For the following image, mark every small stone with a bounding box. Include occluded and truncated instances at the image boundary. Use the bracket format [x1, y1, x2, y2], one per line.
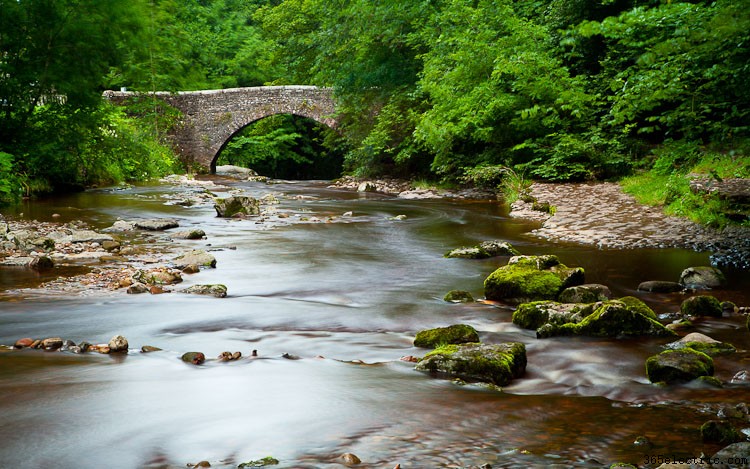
[282, 353, 300, 360]
[96, 345, 111, 354]
[357, 182, 376, 192]
[108, 335, 128, 353]
[41, 337, 63, 350]
[149, 286, 165, 294]
[60, 339, 76, 351]
[731, 370, 750, 383]
[133, 219, 180, 231]
[232, 351, 241, 360]
[127, 283, 149, 294]
[637, 280, 684, 293]
[14, 338, 34, 349]
[30, 339, 42, 349]
[181, 352, 205, 365]
[78, 341, 91, 352]
[400, 355, 419, 363]
[218, 351, 233, 361]
[141, 345, 162, 353]
[182, 264, 200, 274]
[28, 256, 54, 271]
[102, 240, 121, 251]
[182, 284, 227, 298]
[194, 461, 211, 468]
[341, 453, 361, 465]
[443, 290, 474, 303]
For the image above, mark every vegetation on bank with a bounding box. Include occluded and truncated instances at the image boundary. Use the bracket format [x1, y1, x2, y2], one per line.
[1, 0, 748, 228]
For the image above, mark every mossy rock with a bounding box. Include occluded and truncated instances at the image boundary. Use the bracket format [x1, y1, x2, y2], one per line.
[558, 284, 611, 303]
[415, 342, 526, 386]
[413, 324, 480, 348]
[680, 295, 723, 318]
[214, 195, 260, 217]
[645, 349, 714, 384]
[512, 301, 595, 330]
[443, 290, 474, 303]
[533, 297, 672, 339]
[679, 266, 726, 289]
[700, 420, 744, 444]
[666, 332, 736, 357]
[484, 255, 584, 304]
[238, 456, 280, 467]
[173, 250, 217, 269]
[444, 240, 519, 259]
[183, 284, 227, 298]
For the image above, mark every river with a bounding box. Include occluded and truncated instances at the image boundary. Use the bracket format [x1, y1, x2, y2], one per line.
[1, 178, 749, 468]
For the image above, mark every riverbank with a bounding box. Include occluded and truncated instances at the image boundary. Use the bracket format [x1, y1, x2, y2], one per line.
[510, 182, 750, 269]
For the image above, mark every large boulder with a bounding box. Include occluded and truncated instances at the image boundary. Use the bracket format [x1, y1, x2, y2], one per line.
[679, 266, 726, 289]
[484, 255, 584, 304]
[415, 342, 526, 386]
[523, 297, 676, 339]
[645, 349, 714, 384]
[214, 196, 260, 217]
[413, 324, 480, 348]
[172, 250, 216, 269]
[512, 301, 596, 330]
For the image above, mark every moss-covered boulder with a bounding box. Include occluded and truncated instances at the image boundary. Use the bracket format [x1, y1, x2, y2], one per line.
[413, 324, 480, 348]
[679, 266, 726, 289]
[182, 284, 227, 298]
[484, 255, 584, 304]
[512, 301, 596, 330]
[558, 284, 612, 303]
[443, 290, 474, 303]
[666, 332, 736, 356]
[680, 295, 723, 318]
[645, 349, 714, 384]
[172, 250, 217, 269]
[444, 240, 519, 259]
[415, 342, 526, 386]
[700, 420, 744, 444]
[521, 297, 675, 339]
[214, 195, 260, 217]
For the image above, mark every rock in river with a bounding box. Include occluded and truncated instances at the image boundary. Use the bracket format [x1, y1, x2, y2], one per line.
[443, 290, 474, 303]
[108, 335, 129, 353]
[182, 352, 206, 365]
[183, 284, 227, 298]
[214, 195, 260, 217]
[484, 255, 584, 304]
[665, 332, 736, 356]
[445, 240, 519, 259]
[173, 250, 216, 269]
[680, 295, 724, 318]
[637, 280, 685, 293]
[133, 219, 180, 231]
[645, 348, 714, 384]
[413, 324, 480, 348]
[679, 266, 726, 289]
[415, 342, 526, 386]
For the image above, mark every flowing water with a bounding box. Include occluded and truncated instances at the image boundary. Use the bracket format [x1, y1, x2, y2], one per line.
[1, 178, 749, 469]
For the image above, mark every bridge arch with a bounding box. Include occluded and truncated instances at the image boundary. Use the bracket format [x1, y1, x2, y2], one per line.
[104, 86, 337, 172]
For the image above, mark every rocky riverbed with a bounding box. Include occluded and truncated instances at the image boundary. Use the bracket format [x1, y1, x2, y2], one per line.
[510, 182, 750, 269]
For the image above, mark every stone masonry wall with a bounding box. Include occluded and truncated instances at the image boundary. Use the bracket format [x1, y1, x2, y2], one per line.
[104, 86, 337, 172]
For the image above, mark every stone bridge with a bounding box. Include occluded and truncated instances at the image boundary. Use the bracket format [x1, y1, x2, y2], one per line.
[103, 86, 337, 172]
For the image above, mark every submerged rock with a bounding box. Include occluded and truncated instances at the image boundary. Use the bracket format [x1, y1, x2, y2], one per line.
[213, 195, 260, 217]
[415, 342, 526, 386]
[646, 349, 714, 384]
[701, 420, 744, 445]
[181, 352, 206, 365]
[443, 290, 474, 303]
[27, 256, 54, 271]
[173, 250, 216, 269]
[637, 280, 684, 293]
[484, 255, 584, 304]
[413, 324, 480, 348]
[340, 453, 361, 466]
[679, 266, 726, 289]
[182, 284, 227, 298]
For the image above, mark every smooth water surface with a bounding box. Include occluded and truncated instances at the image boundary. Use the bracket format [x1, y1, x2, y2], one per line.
[1, 179, 749, 468]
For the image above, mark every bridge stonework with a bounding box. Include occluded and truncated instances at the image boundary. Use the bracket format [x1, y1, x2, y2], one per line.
[104, 86, 337, 172]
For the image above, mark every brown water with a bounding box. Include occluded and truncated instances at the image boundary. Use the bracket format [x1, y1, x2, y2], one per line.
[1, 179, 749, 469]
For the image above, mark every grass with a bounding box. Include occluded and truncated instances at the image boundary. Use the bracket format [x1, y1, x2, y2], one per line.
[620, 148, 750, 229]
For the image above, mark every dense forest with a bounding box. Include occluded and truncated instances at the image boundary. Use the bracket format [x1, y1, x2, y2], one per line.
[1, 0, 748, 224]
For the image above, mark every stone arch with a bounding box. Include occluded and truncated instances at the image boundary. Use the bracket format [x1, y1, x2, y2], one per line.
[104, 86, 337, 172]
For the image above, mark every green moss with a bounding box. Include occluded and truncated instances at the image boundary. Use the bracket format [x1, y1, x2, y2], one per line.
[680, 295, 723, 318]
[416, 343, 526, 386]
[645, 349, 714, 384]
[444, 246, 489, 259]
[413, 324, 480, 348]
[682, 341, 736, 356]
[700, 420, 744, 444]
[571, 300, 675, 338]
[696, 376, 723, 387]
[618, 296, 657, 319]
[512, 301, 595, 330]
[238, 456, 280, 467]
[443, 290, 475, 302]
[485, 267, 562, 301]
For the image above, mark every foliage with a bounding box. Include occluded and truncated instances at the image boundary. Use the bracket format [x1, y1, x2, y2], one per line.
[0, 152, 19, 204]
